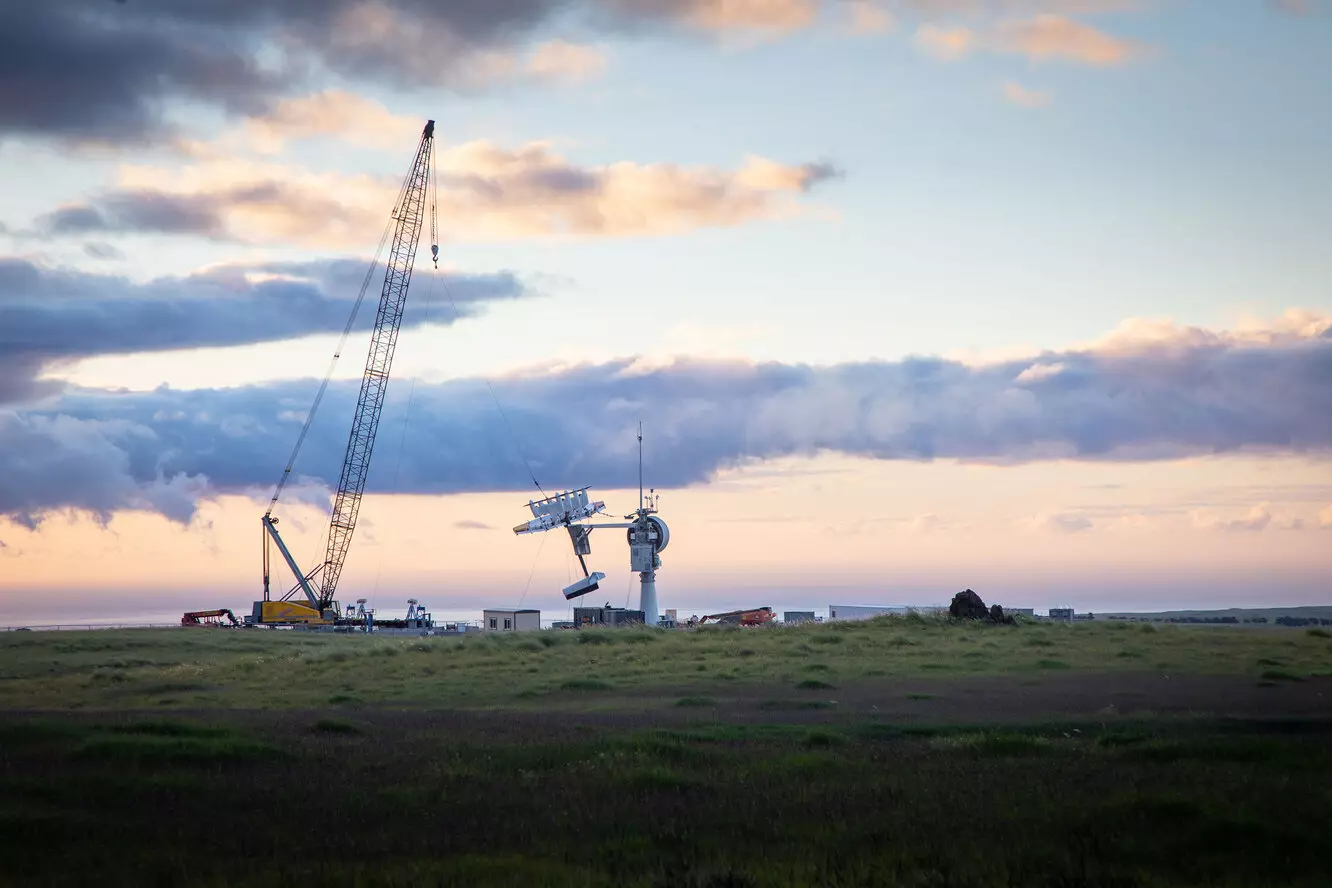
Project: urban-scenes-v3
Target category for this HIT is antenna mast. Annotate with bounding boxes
[511,427,669,625]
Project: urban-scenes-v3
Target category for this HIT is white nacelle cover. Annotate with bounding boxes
[513,488,606,534]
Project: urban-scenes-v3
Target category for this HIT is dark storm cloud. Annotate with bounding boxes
[3,331,1329,525]
[0,256,532,404]
[36,192,226,238]
[5,0,810,143]
[0,4,279,142]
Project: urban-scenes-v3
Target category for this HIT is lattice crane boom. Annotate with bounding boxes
[318,119,436,608]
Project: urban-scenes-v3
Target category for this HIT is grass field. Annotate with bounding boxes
[3,617,1332,886]
[3,616,1331,711]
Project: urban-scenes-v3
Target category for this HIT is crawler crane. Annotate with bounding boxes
[254,120,437,626]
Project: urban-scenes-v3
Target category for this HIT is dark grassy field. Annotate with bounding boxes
[3,711,1331,887]
[3,618,1332,886]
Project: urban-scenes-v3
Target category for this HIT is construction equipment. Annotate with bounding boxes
[693,607,775,627]
[256,119,437,626]
[181,609,240,627]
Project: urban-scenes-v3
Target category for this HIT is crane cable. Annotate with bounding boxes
[434,274,547,498]
[263,214,396,519]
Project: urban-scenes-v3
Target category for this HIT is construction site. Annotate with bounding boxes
[159,119,781,640]
[161,122,1060,641]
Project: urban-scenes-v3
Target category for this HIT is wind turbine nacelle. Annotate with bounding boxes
[563,571,606,600]
[512,488,605,534]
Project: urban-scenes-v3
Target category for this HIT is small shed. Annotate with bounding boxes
[483,608,541,632]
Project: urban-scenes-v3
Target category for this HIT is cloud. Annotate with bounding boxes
[454,519,495,530]
[1190,504,1313,532]
[1320,504,1332,528]
[915,24,974,59]
[82,242,124,261]
[1086,309,1332,352]
[3,312,1329,524]
[33,144,841,247]
[0,256,531,405]
[1035,512,1094,532]
[608,0,822,34]
[0,5,279,143]
[36,191,230,239]
[0,1,866,144]
[0,412,209,528]
[525,40,609,82]
[893,1,1141,15]
[992,15,1139,64]
[915,15,1140,65]
[845,1,896,33]
[1014,361,1066,383]
[1269,0,1315,13]
[236,90,427,155]
[1002,81,1053,108]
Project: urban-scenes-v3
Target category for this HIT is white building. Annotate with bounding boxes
[828,604,946,621]
[483,608,541,632]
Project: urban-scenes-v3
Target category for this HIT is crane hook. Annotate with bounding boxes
[431,244,439,268]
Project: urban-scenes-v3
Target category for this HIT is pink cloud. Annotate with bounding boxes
[916,14,1140,65]
[1002,81,1053,108]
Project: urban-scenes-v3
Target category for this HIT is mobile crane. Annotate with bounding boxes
[254,120,437,626]
[181,608,240,627]
[691,607,775,627]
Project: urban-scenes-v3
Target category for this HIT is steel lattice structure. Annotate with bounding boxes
[317,120,435,608]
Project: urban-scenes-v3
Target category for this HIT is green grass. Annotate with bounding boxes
[6,620,1331,885]
[1260,669,1305,682]
[2,617,1331,711]
[674,696,716,707]
[758,699,836,710]
[1,713,1329,887]
[312,717,364,735]
[561,678,613,691]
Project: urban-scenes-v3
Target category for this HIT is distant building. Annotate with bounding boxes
[829,605,902,621]
[1048,608,1074,622]
[784,611,816,624]
[828,604,946,621]
[483,608,541,632]
[1005,608,1036,618]
[573,605,644,627]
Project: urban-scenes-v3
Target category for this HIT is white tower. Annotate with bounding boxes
[627,507,669,625]
[510,425,670,623]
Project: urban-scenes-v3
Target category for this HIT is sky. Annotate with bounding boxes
[1,0,1330,626]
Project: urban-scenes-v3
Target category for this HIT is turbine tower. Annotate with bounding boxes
[511,424,669,624]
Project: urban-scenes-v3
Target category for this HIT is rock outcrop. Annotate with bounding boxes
[949,588,989,620]
[948,589,1015,624]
